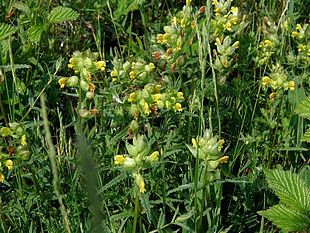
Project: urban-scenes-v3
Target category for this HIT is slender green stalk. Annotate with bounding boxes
[132,191,140,233]
[40,94,71,233]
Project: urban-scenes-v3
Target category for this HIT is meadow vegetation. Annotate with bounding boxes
[0,0,309,232]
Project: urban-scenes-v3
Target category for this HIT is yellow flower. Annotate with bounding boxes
[264,39,273,47]
[224,22,232,31]
[291,31,298,38]
[129,71,137,79]
[143,101,151,115]
[134,173,146,193]
[262,76,271,86]
[58,77,67,88]
[288,81,295,91]
[296,24,302,31]
[1,127,11,137]
[156,34,165,44]
[153,93,162,102]
[5,160,13,170]
[21,134,27,146]
[68,58,75,69]
[174,103,182,112]
[177,92,184,100]
[128,92,138,102]
[181,18,186,28]
[0,173,4,183]
[172,16,178,25]
[147,151,159,162]
[186,0,191,5]
[95,61,106,71]
[231,7,238,15]
[219,156,229,163]
[114,155,125,165]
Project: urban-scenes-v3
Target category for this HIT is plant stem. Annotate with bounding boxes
[132,191,140,233]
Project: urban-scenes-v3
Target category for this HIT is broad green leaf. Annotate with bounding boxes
[28,25,45,43]
[295,96,310,120]
[47,6,79,24]
[302,128,310,142]
[265,169,310,211]
[0,23,16,41]
[258,204,310,233]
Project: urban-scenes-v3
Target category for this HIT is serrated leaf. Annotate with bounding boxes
[258,204,310,232]
[295,97,310,120]
[47,6,79,24]
[28,25,45,43]
[302,128,310,142]
[265,169,310,211]
[0,23,17,41]
[115,0,146,17]
[98,173,127,193]
[139,193,152,223]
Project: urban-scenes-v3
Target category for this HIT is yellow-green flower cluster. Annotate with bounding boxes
[59,50,106,99]
[256,35,279,66]
[291,24,307,40]
[187,129,228,176]
[211,1,245,38]
[110,59,155,83]
[154,2,195,65]
[114,135,160,193]
[214,36,240,84]
[0,123,31,183]
[291,23,310,65]
[127,84,185,118]
[297,43,310,64]
[262,64,295,99]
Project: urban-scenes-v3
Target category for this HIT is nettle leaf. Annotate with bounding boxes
[265,169,310,211]
[0,23,17,41]
[28,25,45,43]
[258,204,310,233]
[47,6,79,24]
[115,0,146,17]
[295,97,310,120]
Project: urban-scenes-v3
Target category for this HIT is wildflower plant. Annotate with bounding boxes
[0,122,31,184]
[187,129,227,182]
[114,134,160,193]
[261,64,295,100]
[127,83,185,118]
[58,50,106,118]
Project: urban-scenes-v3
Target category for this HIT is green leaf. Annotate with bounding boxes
[12,1,30,14]
[265,169,310,211]
[115,0,146,17]
[139,193,152,223]
[258,204,310,232]
[28,25,45,43]
[302,128,310,142]
[295,96,310,120]
[47,6,79,24]
[0,23,17,41]
[98,173,127,193]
